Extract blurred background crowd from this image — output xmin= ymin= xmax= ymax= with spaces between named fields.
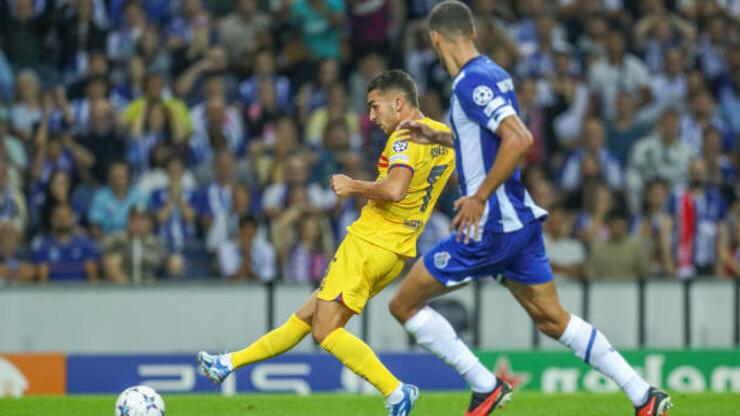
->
xmin=0 ymin=0 xmax=737 ymax=286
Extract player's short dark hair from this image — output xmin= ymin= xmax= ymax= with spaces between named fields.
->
xmin=428 ymin=0 xmax=475 ymax=39
xmin=367 ymin=69 xmax=419 ymax=107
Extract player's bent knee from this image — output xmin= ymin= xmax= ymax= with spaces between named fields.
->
xmin=534 ymin=312 xmax=570 ymax=339
xmin=294 ymin=307 xmax=314 ymax=325
xmin=535 ymin=320 xmax=562 ymax=339
xmin=388 ymin=296 xmax=417 ymax=324
xmin=311 ymin=323 xmax=330 ymax=344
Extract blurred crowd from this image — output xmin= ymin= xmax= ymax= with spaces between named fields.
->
xmin=0 ymin=0 xmax=738 ymax=286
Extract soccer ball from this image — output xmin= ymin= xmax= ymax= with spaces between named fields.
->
xmin=115 ymin=385 xmax=165 ymax=416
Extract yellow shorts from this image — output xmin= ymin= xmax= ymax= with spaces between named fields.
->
xmin=317 ymin=232 xmax=406 ymax=314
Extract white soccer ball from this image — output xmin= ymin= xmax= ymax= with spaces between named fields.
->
xmin=115 ymin=385 xmax=165 ymax=416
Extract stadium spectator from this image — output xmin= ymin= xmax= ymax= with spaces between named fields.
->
xmin=102 ymin=207 xmax=181 ymax=284
xmin=218 ymin=0 xmax=271 ymax=73
xmin=290 ymin=0 xmax=345 ymax=61
xmin=669 ymin=159 xmax=729 ymax=279
xmin=30 ymin=103 xmax=94 ymax=187
xmin=645 ymin=49 xmax=688 ymax=117
xmin=173 ymin=44 xmax=229 ymax=103
xmin=149 ymin=157 xmax=198 ymax=254
xmin=402 ymin=22 xmax=438 ymax=94
xmin=546 ymin=73 xmax=590 ymax=160
xmin=189 ymin=95 xmax=245 ymax=170
xmin=239 ymin=48 xmax=292 ymax=112
xmin=68 ymin=75 xmax=109 ymax=135
xmin=517 ymin=78 xmax=546 ymax=166
xmin=305 ymin=83 xmax=360 ymax=148
xmin=0 ymin=0 xmax=54 ymax=71
xmin=574 ymin=181 xmax=614 ymax=244
xmin=514 ymin=15 xmax=561 ymax=79
xmin=217 ymin=214 xmax=276 ymax=281
xmin=696 ymin=14 xmax=731 ymax=82
xmin=633 ymin=5 xmax=695 ymax=74
xmin=135 ymin=143 xmax=196 ymax=199
xmin=35 ymin=170 xmax=83 ymax=234
xmin=605 ymin=91 xmax=652 ymax=166
xmin=310 ymin=118 xmax=351 ymax=184
xmin=560 ymin=117 xmax=623 ymax=191
xmin=126 ymin=99 xmax=179 ymax=179
xmin=136 ymin=27 xmax=170 ymax=76
xmin=543 ymin=204 xmax=585 ymax=280
xmin=54 ymin=0 xmax=107 ymax=80
xmin=166 ymin=0 xmax=208 ymax=52
xmin=262 ymin=154 xmax=336 ymax=220
xmin=9 ymin=69 xmax=43 ymax=142
xmin=280 ymin=214 xmax=334 ymax=284
xmin=106 ymin=0 xmax=149 ymax=66
xmin=588 ymin=30 xmax=651 ymax=121
xmin=88 ymin=162 xmax=145 ymax=238
xmin=626 ymin=108 xmax=693 ymax=213
xmin=348 ymin=53 xmax=386 ymax=115
xmin=679 ymin=89 xmax=733 ymax=155
xmin=200 ymin=151 xmax=243 ymax=251
xmin=296 ymin=58 xmax=340 ymax=123
xmin=107 ymin=0 xmax=170 ymax=28
xmin=110 ymin=55 xmax=146 ymax=109
xmin=0 ymin=222 xmax=33 ymax=285
xmin=701 ymin=127 xmax=736 ymax=191
xmin=33 ymin=203 xmax=99 ymax=282
xmin=585 ymin=208 xmax=650 ymax=280
xmin=348 ymin=0 xmax=397 ymax=56
xmin=270 ymin=184 xmax=333 ymax=277
xmin=120 ymin=73 xmax=191 ymax=142
xmin=635 ymin=179 xmax=675 ymax=277
xmin=574 ymin=13 xmax=608 ymax=61
xmin=0 ymin=159 xmax=28 ymax=232
xmin=66 ymin=51 xmax=109 ymax=101
xmin=76 ymin=98 xmax=125 ymax=187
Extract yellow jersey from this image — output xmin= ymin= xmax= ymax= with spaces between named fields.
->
xmin=347 ymin=117 xmax=455 ymax=257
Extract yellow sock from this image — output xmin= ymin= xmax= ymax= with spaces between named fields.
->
xmin=320 ymin=328 xmax=401 ymax=397
xmin=231 ymin=314 xmax=311 ymax=369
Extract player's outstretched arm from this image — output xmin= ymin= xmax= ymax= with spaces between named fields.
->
xmin=331 ymin=167 xmax=413 ymax=202
xmin=398 ymin=120 xmax=454 ymax=147
xmin=451 ymin=115 xmax=533 ymax=243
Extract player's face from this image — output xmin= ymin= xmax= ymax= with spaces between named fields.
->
xmin=367 ymin=89 xmax=400 ymax=134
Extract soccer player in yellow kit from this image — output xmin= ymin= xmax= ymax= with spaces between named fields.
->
xmin=197 ymin=69 xmax=454 ymax=415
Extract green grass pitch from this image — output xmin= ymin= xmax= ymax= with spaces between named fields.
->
xmin=1 ymin=392 xmax=737 ymax=415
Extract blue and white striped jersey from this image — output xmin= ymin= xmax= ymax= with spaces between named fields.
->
xmin=449 ymin=55 xmax=547 ymax=234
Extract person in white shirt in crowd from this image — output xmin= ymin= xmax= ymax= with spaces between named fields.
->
xmin=261 ymin=154 xmax=336 ymax=220
xmin=543 ymin=203 xmax=585 ymax=279
xmin=627 ymin=108 xmax=693 ymax=214
xmin=217 ymin=214 xmax=276 ymax=282
xmin=588 ymin=30 xmax=652 ymax=122
xmin=678 ymin=89 xmax=733 ymax=155
xmin=560 ymin=117 xmax=623 ymax=191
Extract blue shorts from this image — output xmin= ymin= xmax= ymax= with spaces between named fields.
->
xmin=423 ymin=221 xmax=554 ymax=286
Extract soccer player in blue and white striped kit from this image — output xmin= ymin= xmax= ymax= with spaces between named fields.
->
xmin=389 ymin=2 xmax=671 ymax=416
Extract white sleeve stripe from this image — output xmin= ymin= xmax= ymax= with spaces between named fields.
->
xmin=483 ymin=97 xmax=506 ymax=117
xmin=486 ymin=106 xmax=517 ymax=132
xmin=389 ymin=154 xmax=410 ymax=163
